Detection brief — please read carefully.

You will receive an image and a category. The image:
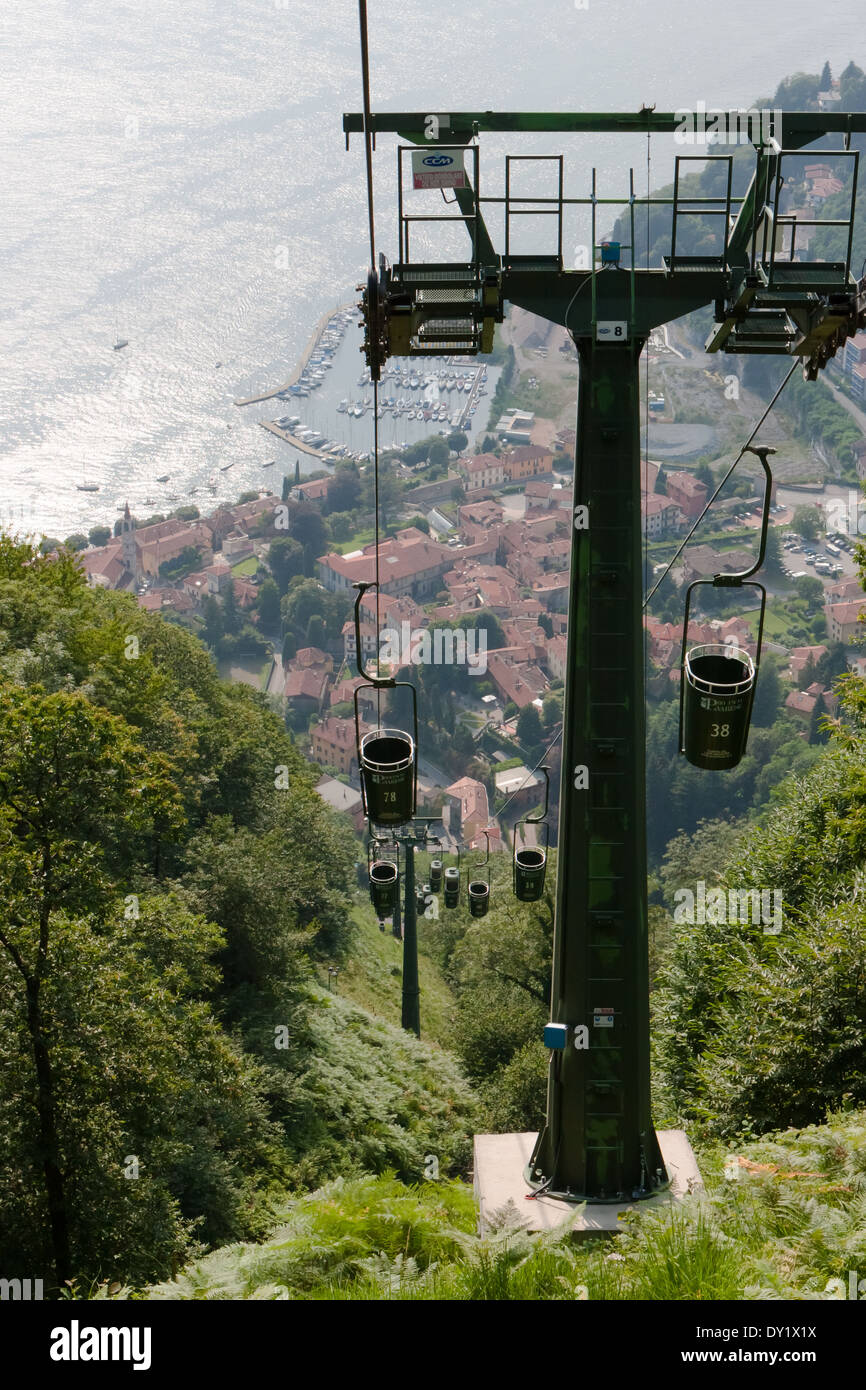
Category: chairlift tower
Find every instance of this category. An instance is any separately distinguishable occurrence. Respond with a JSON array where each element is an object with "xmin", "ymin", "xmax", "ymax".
[{"xmin": 344, "ymin": 103, "xmax": 866, "ymax": 1202}]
